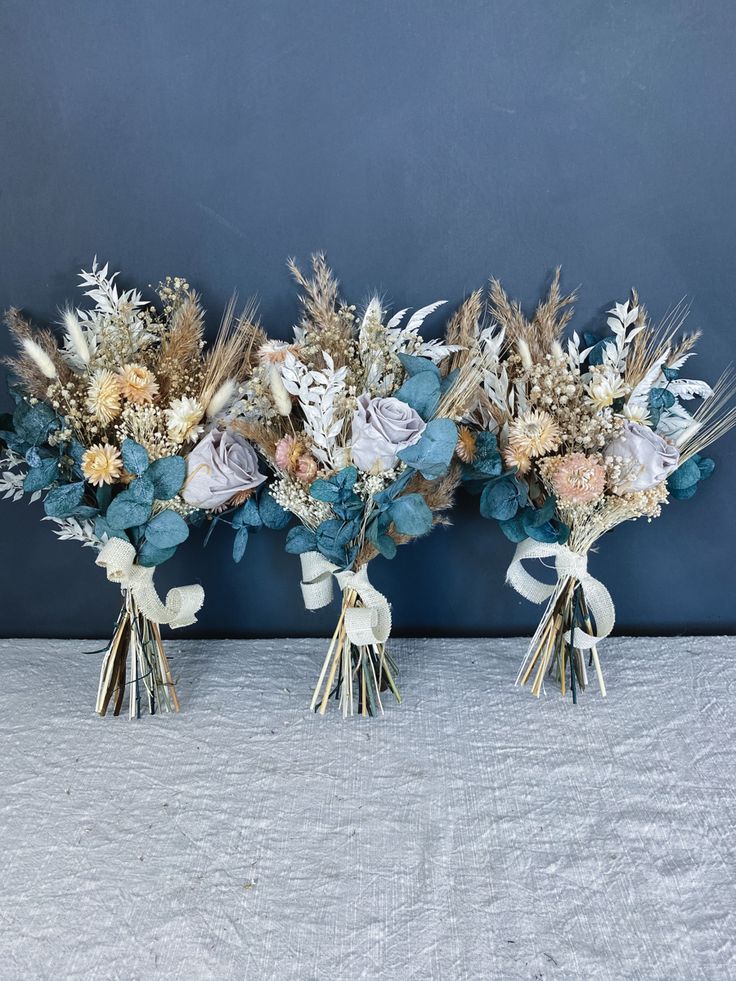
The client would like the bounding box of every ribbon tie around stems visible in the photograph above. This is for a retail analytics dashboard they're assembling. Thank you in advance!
[299,550,392,647]
[96,538,205,629]
[505,538,615,650]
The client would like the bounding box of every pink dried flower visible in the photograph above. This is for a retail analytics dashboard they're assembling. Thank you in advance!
[549,452,606,505]
[294,453,318,483]
[275,435,299,472]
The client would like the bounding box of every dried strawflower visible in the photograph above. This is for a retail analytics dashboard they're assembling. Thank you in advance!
[82,443,122,486]
[455,426,477,463]
[165,396,204,444]
[502,443,532,475]
[586,366,628,411]
[547,452,606,504]
[118,363,159,404]
[295,453,319,482]
[508,409,560,458]
[274,435,302,473]
[86,370,122,425]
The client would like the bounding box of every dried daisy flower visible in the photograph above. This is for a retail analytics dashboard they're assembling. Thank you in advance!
[118,363,159,404]
[585,365,628,411]
[86,369,122,425]
[502,443,532,475]
[82,443,122,486]
[508,408,560,458]
[545,452,606,505]
[622,402,651,426]
[455,425,477,463]
[165,396,204,444]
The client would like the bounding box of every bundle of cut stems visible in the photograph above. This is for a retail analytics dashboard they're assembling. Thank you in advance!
[310,587,400,718]
[95,592,179,719]
[517,571,606,701]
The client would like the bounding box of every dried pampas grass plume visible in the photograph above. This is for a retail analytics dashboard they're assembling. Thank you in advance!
[61,307,90,365]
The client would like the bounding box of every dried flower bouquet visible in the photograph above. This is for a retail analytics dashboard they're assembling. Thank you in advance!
[232,255,482,716]
[0,262,268,717]
[460,272,735,699]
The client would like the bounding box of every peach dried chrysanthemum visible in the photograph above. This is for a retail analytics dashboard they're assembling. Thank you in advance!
[548,452,606,505]
[455,426,477,463]
[508,409,561,458]
[82,443,123,487]
[502,443,532,476]
[86,369,122,425]
[118,363,159,404]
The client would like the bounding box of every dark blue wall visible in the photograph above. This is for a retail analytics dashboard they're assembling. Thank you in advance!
[1,0,734,638]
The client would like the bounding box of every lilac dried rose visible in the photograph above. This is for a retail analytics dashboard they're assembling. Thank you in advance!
[182,429,266,510]
[351,393,426,472]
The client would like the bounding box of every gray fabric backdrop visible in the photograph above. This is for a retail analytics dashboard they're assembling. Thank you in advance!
[0,0,734,637]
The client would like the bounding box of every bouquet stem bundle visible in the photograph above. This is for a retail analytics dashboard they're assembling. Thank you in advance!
[310,589,400,718]
[518,573,607,701]
[95,592,179,719]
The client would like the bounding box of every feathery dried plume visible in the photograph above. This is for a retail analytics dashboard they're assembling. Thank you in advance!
[288,253,343,332]
[22,336,57,380]
[4,308,71,395]
[230,417,286,459]
[61,307,90,365]
[442,289,483,375]
[156,292,204,399]
[488,269,576,361]
[205,378,238,420]
[199,297,261,410]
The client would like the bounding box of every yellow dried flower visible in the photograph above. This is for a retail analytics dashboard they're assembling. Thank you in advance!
[455,426,477,463]
[82,443,123,487]
[118,363,159,404]
[86,370,122,425]
[508,409,561,458]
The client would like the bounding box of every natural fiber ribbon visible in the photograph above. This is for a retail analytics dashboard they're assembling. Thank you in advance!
[299,551,392,647]
[96,538,205,629]
[506,539,615,649]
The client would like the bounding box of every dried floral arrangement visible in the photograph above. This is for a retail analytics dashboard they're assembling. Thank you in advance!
[231,255,483,716]
[0,261,278,718]
[458,271,735,699]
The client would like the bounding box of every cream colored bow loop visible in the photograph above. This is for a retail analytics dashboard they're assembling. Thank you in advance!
[506,538,615,649]
[96,538,204,629]
[299,551,392,647]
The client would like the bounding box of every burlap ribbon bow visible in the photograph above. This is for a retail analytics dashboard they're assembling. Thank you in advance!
[96,538,204,629]
[505,538,615,649]
[299,551,392,647]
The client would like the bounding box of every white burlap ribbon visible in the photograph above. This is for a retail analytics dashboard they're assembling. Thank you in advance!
[506,539,615,649]
[96,538,205,629]
[299,551,392,647]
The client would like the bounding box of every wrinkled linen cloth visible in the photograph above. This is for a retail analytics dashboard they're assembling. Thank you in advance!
[0,636,733,980]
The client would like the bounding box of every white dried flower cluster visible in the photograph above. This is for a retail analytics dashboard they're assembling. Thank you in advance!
[114,404,182,460]
[270,475,333,530]
[353,466,403,501]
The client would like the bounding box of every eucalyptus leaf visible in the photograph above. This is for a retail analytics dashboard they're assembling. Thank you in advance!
[106,492,152,530]
[398,418,457,480]
[24,457,59,492]
[44,481,85,518]
[667,458,701,491]
[259,491,291,530]
[232,526,249,563]
[397,353,441,378]
[137,541,177,567]
[480,478,521,521]
[121,438,149,476]
[145,510,190,549]
[147,456,186,500]
[394,371,440,421]
[285,526,317,554]
[388,494,433,536]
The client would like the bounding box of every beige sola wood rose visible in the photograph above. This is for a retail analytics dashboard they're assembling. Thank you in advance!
[182,428,267,510]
